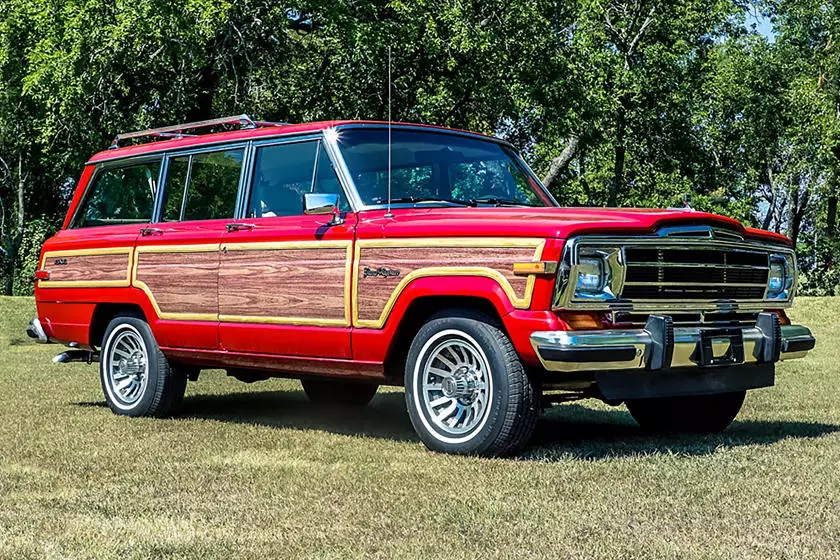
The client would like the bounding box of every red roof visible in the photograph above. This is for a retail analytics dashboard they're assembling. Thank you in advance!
[87,120,499,164]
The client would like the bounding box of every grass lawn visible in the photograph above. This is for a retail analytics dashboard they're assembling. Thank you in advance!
[0,296,838,559]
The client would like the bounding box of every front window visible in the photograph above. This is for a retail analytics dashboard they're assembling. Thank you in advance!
[334,128,554,207]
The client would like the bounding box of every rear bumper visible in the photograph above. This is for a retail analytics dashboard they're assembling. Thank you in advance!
[26,318,49,344]
[531,313,814,373]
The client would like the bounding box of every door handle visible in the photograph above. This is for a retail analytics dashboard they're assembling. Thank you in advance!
[226,223,255,232]
[140,227,163,236]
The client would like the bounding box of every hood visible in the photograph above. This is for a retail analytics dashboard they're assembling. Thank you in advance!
[358,206,791,246]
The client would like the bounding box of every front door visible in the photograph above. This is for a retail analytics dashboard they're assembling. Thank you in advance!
[133,145,246,349]
[219,137,355,359]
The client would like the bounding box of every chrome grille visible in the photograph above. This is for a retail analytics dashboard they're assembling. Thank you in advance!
[622,246,769,301]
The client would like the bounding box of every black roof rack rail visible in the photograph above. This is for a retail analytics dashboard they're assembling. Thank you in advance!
[109,114,288,149]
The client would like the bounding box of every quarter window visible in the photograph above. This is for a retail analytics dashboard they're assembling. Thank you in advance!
[247,140,349,218]
[162,148,244,222]
[73,160,161,228]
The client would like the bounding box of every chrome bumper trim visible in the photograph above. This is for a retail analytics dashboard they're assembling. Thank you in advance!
[531,318,814,373]
[26,318,49,344]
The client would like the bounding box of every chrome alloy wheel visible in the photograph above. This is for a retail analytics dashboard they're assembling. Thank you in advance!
[105,325,149,407]
[417,330,493,440]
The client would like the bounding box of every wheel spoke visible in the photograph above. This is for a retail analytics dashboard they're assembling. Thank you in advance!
[429,396,451,408]
[428,366,453,378]
[452,405,466,427]
[435,400,458,422]
[436,353,457,370]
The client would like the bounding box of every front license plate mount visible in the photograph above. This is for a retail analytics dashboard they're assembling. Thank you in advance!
[696,328,745,367]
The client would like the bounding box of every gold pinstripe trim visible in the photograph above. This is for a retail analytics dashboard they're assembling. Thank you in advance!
[132,243,219,321]
[38,247,133,288]
[352,237,546,329]
[219,240,353,327]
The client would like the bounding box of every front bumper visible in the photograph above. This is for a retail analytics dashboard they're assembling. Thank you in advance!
[531,312,815,373]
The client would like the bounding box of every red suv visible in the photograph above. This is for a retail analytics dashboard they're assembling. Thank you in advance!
[27,115,815,456]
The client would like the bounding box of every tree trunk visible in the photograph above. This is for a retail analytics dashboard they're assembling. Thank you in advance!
[542,135,579,191]
[761,163,776,231]
[610,109,626,207]
[786,184,809,246]
[3,154,25,296]
[610,143,625,207]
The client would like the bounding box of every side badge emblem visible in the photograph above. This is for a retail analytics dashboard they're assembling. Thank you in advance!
[363,266,401,279]
[54,258,68,266]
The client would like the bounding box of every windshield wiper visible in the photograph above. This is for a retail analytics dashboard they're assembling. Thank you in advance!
[468,197,534,207]
[378,196,470,206]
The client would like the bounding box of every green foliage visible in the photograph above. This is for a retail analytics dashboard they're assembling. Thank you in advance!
[0,0,838,294]
[12,216,55,296]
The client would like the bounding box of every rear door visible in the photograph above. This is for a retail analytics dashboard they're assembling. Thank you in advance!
[218,135,356,358]
[133,145,246,349]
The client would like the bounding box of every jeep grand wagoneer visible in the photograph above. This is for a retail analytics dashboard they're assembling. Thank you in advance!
[27,115,815,456]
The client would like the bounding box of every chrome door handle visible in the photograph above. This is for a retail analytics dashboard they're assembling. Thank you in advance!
[140,227,163,236]
[226,223,255,232]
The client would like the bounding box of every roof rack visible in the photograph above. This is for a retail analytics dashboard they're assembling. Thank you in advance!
[109,114,288,149]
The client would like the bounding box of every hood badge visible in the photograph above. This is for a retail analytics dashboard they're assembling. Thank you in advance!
[364,266,401,279]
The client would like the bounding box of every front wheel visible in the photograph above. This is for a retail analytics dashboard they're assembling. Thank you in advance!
[404,311,539,456]
[626,390,746,433]
[100,313,187,417]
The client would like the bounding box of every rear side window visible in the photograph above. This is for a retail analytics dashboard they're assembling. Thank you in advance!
[162,148,244,222]
[73,160,161,228]
[247,140,349,218]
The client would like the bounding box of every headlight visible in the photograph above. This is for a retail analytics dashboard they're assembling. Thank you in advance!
[572,248,622,300]
[766,253,794,300]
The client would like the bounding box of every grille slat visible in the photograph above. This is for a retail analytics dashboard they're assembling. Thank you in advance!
[621,245,770,301]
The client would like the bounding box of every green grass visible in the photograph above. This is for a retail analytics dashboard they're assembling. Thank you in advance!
[0,296,838,559]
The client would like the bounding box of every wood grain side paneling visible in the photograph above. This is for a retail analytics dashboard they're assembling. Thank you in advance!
[355,244,539,325]
[39,249,131,287]
[219,247,349,324]
[134,250,219,318]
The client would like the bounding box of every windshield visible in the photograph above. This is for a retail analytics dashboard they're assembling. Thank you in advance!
[334,128,554,207]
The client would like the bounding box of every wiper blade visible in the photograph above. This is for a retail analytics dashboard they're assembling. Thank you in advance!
[381,196,470,206]
[468,197,534,207]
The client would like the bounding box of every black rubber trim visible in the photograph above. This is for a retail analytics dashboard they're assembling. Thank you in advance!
[782,337,816,353]
[595,363,775,401]
[538,345,638,364]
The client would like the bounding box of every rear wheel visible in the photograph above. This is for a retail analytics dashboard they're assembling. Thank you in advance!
[100,313,187,417]
[626,390,746,433]
[301,379,378,406]
[404,310,539,456]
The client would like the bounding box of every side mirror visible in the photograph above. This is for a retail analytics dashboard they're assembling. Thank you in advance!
[303,193,343,225]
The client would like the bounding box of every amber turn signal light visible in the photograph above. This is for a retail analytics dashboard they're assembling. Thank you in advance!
[558,311,605,330]
[512,261,558,276]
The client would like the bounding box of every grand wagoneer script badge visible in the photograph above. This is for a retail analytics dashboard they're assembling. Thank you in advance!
[54,258,68,265]
[363,266,401,279]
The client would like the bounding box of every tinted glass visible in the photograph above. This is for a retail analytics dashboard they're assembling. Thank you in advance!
[162,157,189,222]
[336,129,551,207]
[248,141,349,218]
[183,149,243,221]
[161,148,243,222]
[74,160,160,228]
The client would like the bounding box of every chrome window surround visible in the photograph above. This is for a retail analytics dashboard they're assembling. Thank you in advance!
[325,123,560,210]
[553,231,798,313]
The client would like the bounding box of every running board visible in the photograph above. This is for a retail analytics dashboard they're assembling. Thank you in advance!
[53,350,99,364]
